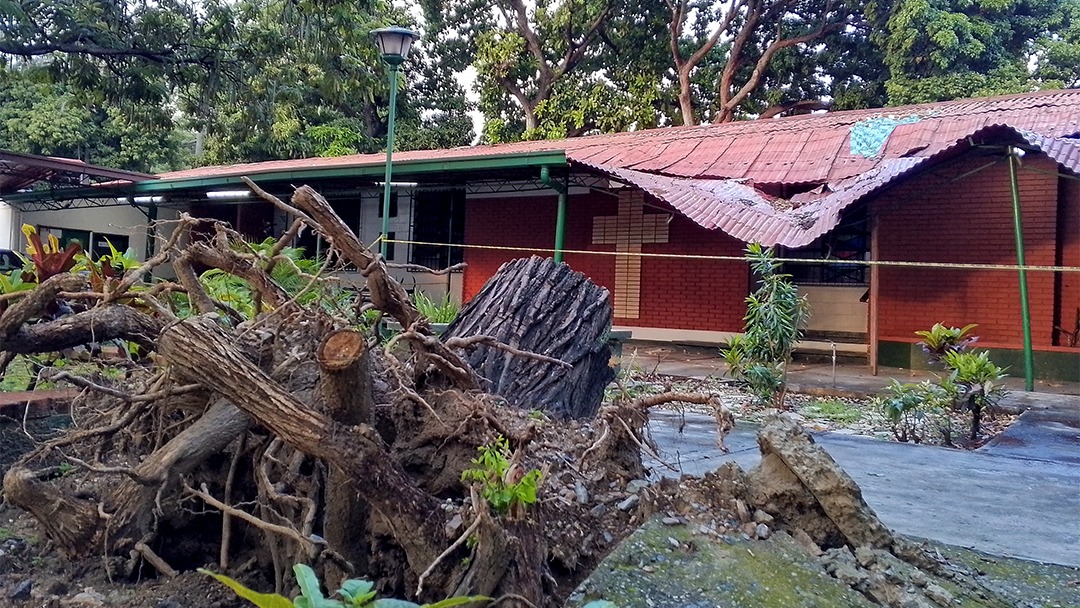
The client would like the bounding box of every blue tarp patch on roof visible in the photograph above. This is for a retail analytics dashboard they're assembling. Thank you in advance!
[849,115,922,157]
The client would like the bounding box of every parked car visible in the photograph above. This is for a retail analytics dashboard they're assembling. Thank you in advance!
[0,249,20,273]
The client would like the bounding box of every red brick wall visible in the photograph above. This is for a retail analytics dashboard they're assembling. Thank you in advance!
[873,153,1065,350]
[462,190,749,332]
[1056,177,1080,345]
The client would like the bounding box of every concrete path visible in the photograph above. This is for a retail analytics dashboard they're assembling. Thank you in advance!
[646,411,1080,568]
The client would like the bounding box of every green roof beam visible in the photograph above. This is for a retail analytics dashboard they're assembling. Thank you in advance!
[134,151,568,194]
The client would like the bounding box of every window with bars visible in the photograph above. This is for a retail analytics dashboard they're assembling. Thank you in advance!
[409,189,465,270]
[783,207,870,285]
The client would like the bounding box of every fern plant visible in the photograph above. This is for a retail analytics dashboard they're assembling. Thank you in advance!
[202,563,488,608]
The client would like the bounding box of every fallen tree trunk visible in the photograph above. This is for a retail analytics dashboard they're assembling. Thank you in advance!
[445,256,616,419]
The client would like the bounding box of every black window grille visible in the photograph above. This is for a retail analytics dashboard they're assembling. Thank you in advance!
[409,189,465,270]
[783,207,870,285]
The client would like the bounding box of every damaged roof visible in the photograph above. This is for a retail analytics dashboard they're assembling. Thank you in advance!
[85,89,1080,245]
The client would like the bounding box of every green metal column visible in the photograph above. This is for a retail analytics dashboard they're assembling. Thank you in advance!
[380,63,400,259]
[1007,147,1035,391]
[540,165,568,263]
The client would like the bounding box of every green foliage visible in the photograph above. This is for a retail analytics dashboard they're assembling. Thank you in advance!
[867,0,1070,104]
[943,350,1008,440]
[872,379,956,444]
[413,292,460,324]
[0,60,190,172]
[175,237,355,321]
[461,436,542,517]
[721,244,809,409]
[0,270,35,296]
[799,399,864,424]
[201,564,489,608]
[915,323,979,360]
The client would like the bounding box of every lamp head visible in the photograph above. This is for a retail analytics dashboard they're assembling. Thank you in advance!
[372,26,419,66]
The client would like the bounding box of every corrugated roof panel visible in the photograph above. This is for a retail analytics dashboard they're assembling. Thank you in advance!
[629,140,703,172]
[577,123,1079,248]
[662,138,736,177]
[781,129,848,184]
[745,130,814,183]
[701,134,772,178]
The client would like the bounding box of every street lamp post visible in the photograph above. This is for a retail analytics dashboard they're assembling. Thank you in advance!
[372,26,419,259]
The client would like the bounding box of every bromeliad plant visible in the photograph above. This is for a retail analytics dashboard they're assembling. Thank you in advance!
[76,239,141,295]
[943,350,1008,441]
[201,563,489,608]
[461,436,542,519]
[721,244,810,409]
[22,224,81,282]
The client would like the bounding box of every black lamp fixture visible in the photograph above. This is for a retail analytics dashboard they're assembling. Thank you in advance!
[371,26,419,66]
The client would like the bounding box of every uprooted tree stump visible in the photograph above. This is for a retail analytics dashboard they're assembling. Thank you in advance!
[0,182,734,606]
[445,256,616,419]
[0,180,1000,608]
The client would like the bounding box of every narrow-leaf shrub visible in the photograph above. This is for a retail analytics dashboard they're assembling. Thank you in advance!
[721,244,810,409]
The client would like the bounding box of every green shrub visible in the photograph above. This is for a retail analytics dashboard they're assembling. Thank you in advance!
[721,244,810,409]
[872,380,954,444]
[943,350,1008,440]
[461,436,542,518]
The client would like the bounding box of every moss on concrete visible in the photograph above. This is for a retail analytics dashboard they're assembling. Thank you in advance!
[569,519,1080,607]
[930,542,1080,608]
[568,520,875,607]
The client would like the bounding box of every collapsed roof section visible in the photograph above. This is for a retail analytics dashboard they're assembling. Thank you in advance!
[581,125,1080,247]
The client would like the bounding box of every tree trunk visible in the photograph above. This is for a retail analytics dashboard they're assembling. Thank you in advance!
[444,256,615,419]
[677,67,696,126]
[316,329,374,582]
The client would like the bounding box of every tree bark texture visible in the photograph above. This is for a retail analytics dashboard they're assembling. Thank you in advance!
[316,329,374,580]
[444,256,615,419]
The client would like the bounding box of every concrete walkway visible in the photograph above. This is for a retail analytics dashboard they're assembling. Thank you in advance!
[636,339,1080,568]
[647,412,1080,567]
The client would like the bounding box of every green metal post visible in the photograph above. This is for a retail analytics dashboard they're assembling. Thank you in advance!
[540,165,568,263]
[380,63,400,259]
[1007,149,1035,391]
[554,192,567,263]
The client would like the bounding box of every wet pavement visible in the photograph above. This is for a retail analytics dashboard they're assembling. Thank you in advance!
[646,412,1080,567]
[630,341,1080,568]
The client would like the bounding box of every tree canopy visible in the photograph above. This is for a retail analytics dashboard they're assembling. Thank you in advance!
[0,0,1073,166]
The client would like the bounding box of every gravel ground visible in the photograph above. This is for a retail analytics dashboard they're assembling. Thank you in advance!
[611,372,1017,448]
